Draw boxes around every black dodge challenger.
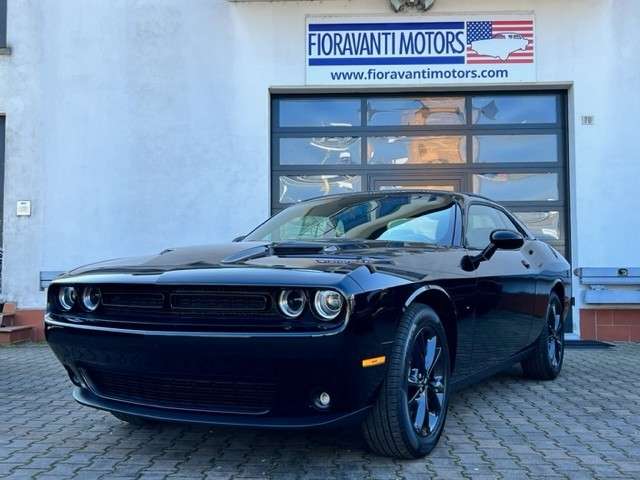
[46,191,571,458]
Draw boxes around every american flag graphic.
[466,20,534,64]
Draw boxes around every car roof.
[297,190,497,205]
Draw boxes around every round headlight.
[58,287,78,311]
[313,290,344,321]
[81,287,102,312]
[278,289,306,318]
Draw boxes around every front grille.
[102,292,165,309]
[85,368,276,414]
[170,293,268,312]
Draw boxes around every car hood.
[57,240,457,289]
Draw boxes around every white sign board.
[306,15,535,85]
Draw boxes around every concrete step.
[0,325,33,345]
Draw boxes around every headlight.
[313,290,344,321]
[58,287,78,311]
[278,289,306,318]
[81,287,102,312]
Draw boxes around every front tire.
[521,292,564,380]
[362,303,451,459]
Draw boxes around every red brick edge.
[580,309,640,342]
[14,309,45,342]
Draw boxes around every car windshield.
[245,193,458,246]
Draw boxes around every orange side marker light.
[362,356,386,368]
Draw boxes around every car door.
[465,203,537,372]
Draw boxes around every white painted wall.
[0,0,639,331]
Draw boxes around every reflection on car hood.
[61,240,457,285]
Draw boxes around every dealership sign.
[306,15,535,85]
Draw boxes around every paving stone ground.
[1,343,639,479]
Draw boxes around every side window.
[465,204,520,250]
[378,203,457,246]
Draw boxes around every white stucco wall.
[0,0,639,333]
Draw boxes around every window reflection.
[514,211,561,240]
[368,136,466,164]
[247,193,457,246]
[279,99,361,127]
[472,95,557,124]
[472,173,559,201]
[473,135,557,163]
[279,137,360,165]
[379,184,457,192]
[278,175,362,204]
[367,97,465,125]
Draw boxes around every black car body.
[46,192,571,458]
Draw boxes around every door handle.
[521,260,531,269]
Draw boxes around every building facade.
[0,0,639,341]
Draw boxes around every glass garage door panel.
[513,211,562,242]
[372,177,462,193]
[473,135,558,163]
[472,173,559,202]
[368,136,466,165]
[279,137,361,166]
[367,97,466,126]
[278,175,362,204]
[471,95,558,124]
[279,99,361,127]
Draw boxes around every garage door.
[270,92,568,258]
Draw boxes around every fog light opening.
[313,391,331,410]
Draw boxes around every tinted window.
[514,211,561,241]
[278,175,362,204]
[279,137,361,166]
[368,136,466,165]
[466,204,520,249]
[473,135,558,163]
[367,97,465,125]
[472,173,559,201]
[279,99,361,127]
[246,193,458,246]
[472,95,557,124]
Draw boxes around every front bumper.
[73,387,371,428]
[45,313,389,428]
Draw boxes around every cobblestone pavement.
[1,344,639,480]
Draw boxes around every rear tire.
[111,412,156,426]
[362,303,451,459]
[521,292,564,380]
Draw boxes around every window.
[471,95,557,124]
[278,99,361,127]
[368,136,466,165]
[465,204,520,250]
[367,97,465,125]
[246,193,458,246]
[271,91,567,257]
[0,0,6,49]
[279,137,361,166]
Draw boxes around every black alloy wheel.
[362,303,451,459]
[407,327,446,438]
[522,292,564,380]
[547,299,564,370]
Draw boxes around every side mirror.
[461,229,524,271]
[490,229,525,250]
[232,235,246,243]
